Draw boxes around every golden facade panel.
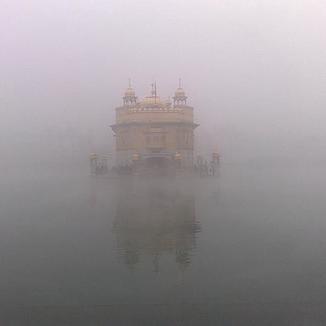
[111,83,199,169]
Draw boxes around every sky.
[1,0,326,164]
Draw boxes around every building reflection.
[112,180,200,271]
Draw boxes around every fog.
[1,1,326,325]
[1,0,326,168]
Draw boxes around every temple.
[110,81,199,172]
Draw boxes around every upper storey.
[115,83,195,125]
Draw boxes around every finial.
[179,78,182,88]
[128,78,131,88]
[151,82,158,98]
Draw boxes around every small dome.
[175,87,186,97]
[124,87,135,97]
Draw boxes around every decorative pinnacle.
[151,82,157,98]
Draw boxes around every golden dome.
[175,87,186,97]
[141,96,163,105]
[124,87,135,97]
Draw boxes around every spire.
[173,79,187,107]
[150,81,158,103]
[123,80,137,105]
[151,82,157,97]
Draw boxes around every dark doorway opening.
[144,157,172,176]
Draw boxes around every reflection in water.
[112,180,201,271]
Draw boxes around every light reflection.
[112,180,201,271]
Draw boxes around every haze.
[1,1,326,325]
[1,0,326,167]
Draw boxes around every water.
[1,162,326,325]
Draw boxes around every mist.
[1,0,326,168]
[1,1,326,325]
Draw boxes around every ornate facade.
[111,82,199,170]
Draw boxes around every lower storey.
[115,149,194,170]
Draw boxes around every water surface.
[1,163,326,325]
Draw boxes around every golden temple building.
[111,82,199,170]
